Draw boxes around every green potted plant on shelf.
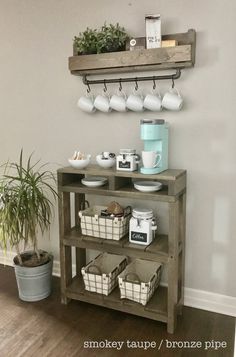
[0,150,57,301]
[74,27,98,55]
[73,23,130,55]
[97,23,129,53]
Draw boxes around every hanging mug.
[126,84,144,112]
[162,87,183,111]
[110,89,127,112]
[94,92,111,113]
[77,90,96,113]
[143,85,162,111]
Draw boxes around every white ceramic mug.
[94,93,111,113]
[143,89,162,111]
[142,151,162,169]
[77,93,96,113]
[110,90,127,112]
[162,87,183,111]
[126,90,144,112]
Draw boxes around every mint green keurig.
[140,119,169,174]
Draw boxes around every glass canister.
[129,207,157,245]
[116,149,140,171]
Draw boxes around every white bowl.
[68,155,91,169]
[96,155,116,168]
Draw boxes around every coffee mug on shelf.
[142,151,162,169]
[162,87,183,111]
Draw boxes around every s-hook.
[135,78,139,91]
[172,75,175,88]
[153,77,156,90]
[119,79,122,92]
[86,82,91,93]
[103,79,108,92]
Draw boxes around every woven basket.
[81,252,128,296]
[118,259,162,306]
[79,205,131,240]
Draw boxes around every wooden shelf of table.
[63,228,171,264]
[69,29,196,75]
[57,166,186,333]
[66,276,168,323]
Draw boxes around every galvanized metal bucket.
[14,254,53,302]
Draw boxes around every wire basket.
[81,252,128,296]
[118,259,162,306]
[79,205,131,240]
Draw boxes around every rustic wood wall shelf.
[69,29,196,76]
[57,165,186,333]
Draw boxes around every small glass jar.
[116,149,140,172]
[129,207,157,245]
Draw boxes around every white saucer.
[134,181,162,192]
[81,176,107,187]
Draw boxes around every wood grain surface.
[0,265,235,357]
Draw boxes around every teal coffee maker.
[140,119,169,174]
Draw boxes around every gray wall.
[0,0,235,298]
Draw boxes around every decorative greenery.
[74,27,98,55]
[0,150,57,267]
[98,23,129,53]
[73,23,129,55]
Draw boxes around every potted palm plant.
[0,150,57,301]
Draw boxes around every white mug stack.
[77,85,183,113]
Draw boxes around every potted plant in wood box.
[97,23,129,53]
[0,150,57,301]
[73,23,129,55]
[73,27,98,55]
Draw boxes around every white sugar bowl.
[96,154,116,168]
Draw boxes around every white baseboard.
[184,287,236,317]
[1,252,235,318]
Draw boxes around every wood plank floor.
[0,265,235,357]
